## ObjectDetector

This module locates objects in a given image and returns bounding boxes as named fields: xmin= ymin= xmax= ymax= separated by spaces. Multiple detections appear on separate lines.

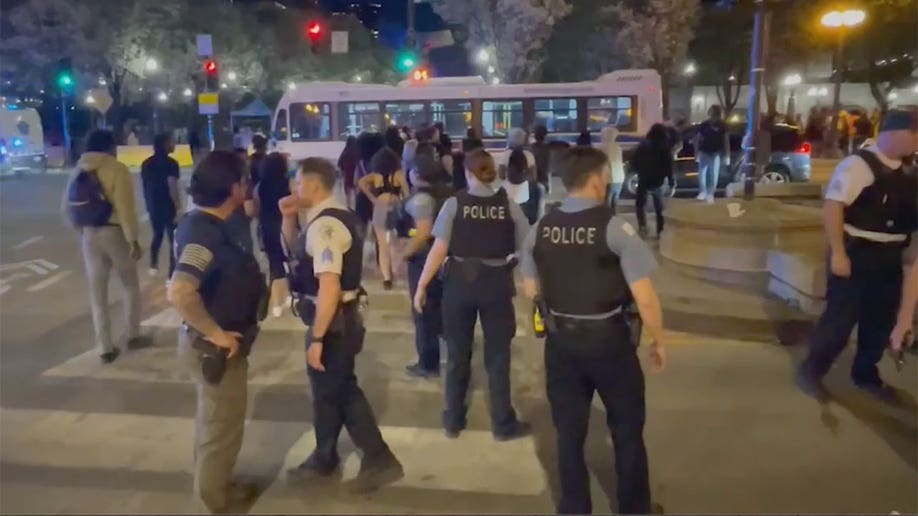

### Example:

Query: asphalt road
xmin=0 ymin=172 xmax=914 ymax=514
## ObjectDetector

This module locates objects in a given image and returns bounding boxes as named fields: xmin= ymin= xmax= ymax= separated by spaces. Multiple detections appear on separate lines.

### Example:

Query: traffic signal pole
xmin=742 ymin=0 xmax=770 ymax=200
xmin=60 ymin=92 xmax=71 ymax=166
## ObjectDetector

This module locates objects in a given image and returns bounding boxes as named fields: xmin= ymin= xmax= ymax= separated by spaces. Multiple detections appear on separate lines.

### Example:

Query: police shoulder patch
xmin=178 ymin=243 xmax=213 ymax=272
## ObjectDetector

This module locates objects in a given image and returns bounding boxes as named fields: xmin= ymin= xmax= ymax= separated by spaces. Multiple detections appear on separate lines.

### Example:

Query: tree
xmin=540 ymin=0 xmax=628 ymax=83
xmin=610 ymin=0 xmax=700 ymax=117
xmin=689 ymin=2 xmax=754 ymax=114
xmin=850 ymin=0 xmax=916 ymax=112
xmin=429 ymin=0 xmax=572 ymax=83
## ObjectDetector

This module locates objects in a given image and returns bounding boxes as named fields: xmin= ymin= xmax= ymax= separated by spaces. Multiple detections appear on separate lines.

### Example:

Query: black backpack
xmin=67 ymin=169 xmax=113 ymax=227
xmin=391 ymin=183 xmax=454 ymax=238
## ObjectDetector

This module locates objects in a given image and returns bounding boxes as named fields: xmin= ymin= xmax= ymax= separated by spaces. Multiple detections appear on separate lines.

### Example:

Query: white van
xmin=0 ymin=106 xmax=46 ymax=173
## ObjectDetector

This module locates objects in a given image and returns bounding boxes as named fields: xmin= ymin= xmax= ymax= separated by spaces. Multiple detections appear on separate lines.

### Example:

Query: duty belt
xmin=294 ymin=289 xmax=361 ymax=303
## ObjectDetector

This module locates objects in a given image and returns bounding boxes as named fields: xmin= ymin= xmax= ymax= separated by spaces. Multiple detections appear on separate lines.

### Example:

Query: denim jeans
xmin=697 ymin=152 xmax=721 ymax=196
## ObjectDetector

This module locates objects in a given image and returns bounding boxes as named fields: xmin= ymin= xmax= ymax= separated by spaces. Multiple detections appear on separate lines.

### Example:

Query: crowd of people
xmin=805 ymin=106 xmax=881 ymax=157
xmin=60 ymin=106 xmax=917 ymax=514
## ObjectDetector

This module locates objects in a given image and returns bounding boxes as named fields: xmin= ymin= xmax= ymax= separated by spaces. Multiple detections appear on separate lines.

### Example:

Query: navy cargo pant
xmin=801 ymin=239 xmax=904 ymax=386
xmin=306 ymin=311 xmax=393 ymax=468
xmin=441 ymin=262 xmax=520 ymax=437
xmin=407 ymin=252 xmax=443 ymax=372
xmin=545 ymin=320 xmax=650 ymax=514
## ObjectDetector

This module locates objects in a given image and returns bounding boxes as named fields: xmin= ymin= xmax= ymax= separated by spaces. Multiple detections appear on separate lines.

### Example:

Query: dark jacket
xmin=140 ymin=153 xmax=179 ymax=219
xmin=630 ymin=142 xmax=673 ymax=189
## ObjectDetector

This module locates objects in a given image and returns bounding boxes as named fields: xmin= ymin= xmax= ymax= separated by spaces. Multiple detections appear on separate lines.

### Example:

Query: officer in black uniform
xmin=520 ymin=146 xmax=666 ymax=514
xmin=281 ymin=157 xmax=403 ymax=492
xmin=168 ymin=151 xmax=267 ymax=513
xmin=413 ymin=149 xmax=531 ymax=440
xmin=798 ymin=110 xmax=918 ymax=402
xmin=396 ymin=148 xmax=454 ymax=378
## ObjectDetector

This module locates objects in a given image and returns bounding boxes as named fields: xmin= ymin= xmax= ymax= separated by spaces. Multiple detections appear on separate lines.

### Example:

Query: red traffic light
xmin=204 ymin=59 xmax=217 ymax=76
xmin=306 ymin=20 xmax=322 ymax=41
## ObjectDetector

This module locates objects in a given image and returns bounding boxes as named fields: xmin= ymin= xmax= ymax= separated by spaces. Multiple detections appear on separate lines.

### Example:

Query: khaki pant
xmin=178 ymin=329 xmax=248 ymax=513
xmin=81 ymin=226 xmax=140 ymax=354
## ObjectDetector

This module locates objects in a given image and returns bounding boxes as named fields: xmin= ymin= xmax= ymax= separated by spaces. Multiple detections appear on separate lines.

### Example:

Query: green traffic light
xmin=396 ymin=51 xmax=417 ymax=73
xmin=57 ymin=74 xmax=73 ymax=88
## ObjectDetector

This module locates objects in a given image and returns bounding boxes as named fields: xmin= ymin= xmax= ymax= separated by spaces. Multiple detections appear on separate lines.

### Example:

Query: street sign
xmin=198 ymin=93 xmax=219 ymax=115
xmin=88 ymin=88 xmax=113 ymax=114
xmin=331 ymin=31 xmax=349 ymax=54
xmin=196 ymin=34 xmax=213 ymax=58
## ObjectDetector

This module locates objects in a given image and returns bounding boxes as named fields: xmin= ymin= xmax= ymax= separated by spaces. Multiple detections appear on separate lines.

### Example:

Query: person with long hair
xmin=630 ymin=123 xmax=673 ymax=238
xmin=337 ymin=136 xmax=360 ymax=208
xmin=358 ymin=147 xmax=409 ymax=289
xmin=354 ymin=132 xmax=386 ymax=227
xmin=256 ymin=152 xmax=292 ymax=317
xmin=385 ymin=125 xmax=405 ymax=157
xmin=413 ymin=149 xmax=531 ymax=441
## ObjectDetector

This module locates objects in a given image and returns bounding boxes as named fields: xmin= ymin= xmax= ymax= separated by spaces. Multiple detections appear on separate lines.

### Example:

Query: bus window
xmin=430 ymin=100 xmax=472 ymax=138
xmin=587 ymin=97 xmax=636 ymax=132
xmin=338 ymin=102 xmax=381 ymax=138
xmin=383 ymin=101 xmax=427 ymax=130
xmin=534 ymin=98 xmax=578 ymax=133
xmin=290 ymin=102 xmax=331 ymax=141
xmin=482 ymin=100 xmax=523 ymax=138
xmin=273 ymin=108 xmax=288 ymax=141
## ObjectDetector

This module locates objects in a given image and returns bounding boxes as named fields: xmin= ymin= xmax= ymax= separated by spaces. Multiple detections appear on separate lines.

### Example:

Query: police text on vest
xmin=463 ymin=205 xmax=506 ymax=220
xmin=541 ymin=226 xmax=597 ymax=245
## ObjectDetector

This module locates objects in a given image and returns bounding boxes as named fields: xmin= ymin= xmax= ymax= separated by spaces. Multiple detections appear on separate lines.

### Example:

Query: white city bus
xmin=271 ymin=69 xmax=663 ymax=163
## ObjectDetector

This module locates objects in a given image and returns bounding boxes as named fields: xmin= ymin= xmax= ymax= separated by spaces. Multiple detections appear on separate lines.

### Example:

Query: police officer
xmin=397 ymin=147 xmax=453 ymax=378
xmin=798 ymin=110 xmax=918 ymax=402
xmin=520 ymin=146 xmax=666 ymax=514
xmin=413 ymin=149 xmax=531 ymax=440
xmin=281 ymin=158 xmax=403 ymax=492
xmin=168 ymin=151 xmax=267 ymax=513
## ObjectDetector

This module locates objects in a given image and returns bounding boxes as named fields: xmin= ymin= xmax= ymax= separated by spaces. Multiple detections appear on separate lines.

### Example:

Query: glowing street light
xmin=157 ymin=91 xmax=169 ymax=102
xmin=820 ymin=9 xmax=866 ymax=28
xmin=354 ymin=74 xmax=363 ymax=82
xmin=98 ymin=77 xmax=107 ymax=86
xmin=487 ymin=65 xmax=495 ymax=74
xmin=183 ymin=88 xmax=193 ymax=98
xmin=220 ymin=83 xmax=228 ymax=90
xmin=683 ymin=62 xmax=697 ymax=76
xmin=287 ymin=81 xmax=296 ymax=91
xmin=476 ymin=48 xmax=490 ymax=64
xmin=145 ymin=58 xmax=159 ymax=73
xmin=227 ymin=71 xmax=238 ymax=81
xmin=85 ymin=94 xmax=96 ymax=105
xmin=782 ymin=73 xmax=802 ymax=86
xmin=491 ymin=77 xmax=500 ymax=85
xmin=888 ymin=91 xmax=899 ymax=101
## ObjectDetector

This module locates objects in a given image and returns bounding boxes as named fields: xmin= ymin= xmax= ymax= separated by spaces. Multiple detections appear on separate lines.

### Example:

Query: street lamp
xmin=183 ymin=88 xmax=193 ymax=98
xmin=227 ymin=71 xmax=238 ymax=82
xmin=476 ymin=48 xmax=490 ymax=64
xmin=85 ymin=94 xmax=95 ymax=105
xmin=354 ymin=74 xmax=363 ymax=82
xmin=145 ymin=57 xmax=159 ymax=73
xmin=287 ymin=81 xmax=296 ymax=91
xmin=821 ymin=8 xmax=865 ymax=157
xmin=684 ymin=62 xmax=697 ymax=76
xmin=487 ymin=65 xmax=495 ymax=74
xmin=157 ymin=91 xmax=168 ymax=103
xmin=782 ymin=73 xmax=802 ymax=86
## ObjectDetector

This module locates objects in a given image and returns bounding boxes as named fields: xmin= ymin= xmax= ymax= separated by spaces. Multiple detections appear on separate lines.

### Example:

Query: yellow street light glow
xmin=821 ymin=9 xmax=865 ymax=28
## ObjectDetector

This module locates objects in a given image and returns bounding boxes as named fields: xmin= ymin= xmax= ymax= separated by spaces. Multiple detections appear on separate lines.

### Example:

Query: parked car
xmin=622 ymin=123 xmax=811 ymax=198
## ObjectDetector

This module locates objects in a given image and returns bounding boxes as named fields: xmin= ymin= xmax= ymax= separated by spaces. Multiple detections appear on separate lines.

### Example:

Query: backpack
xmin=391 ymin=182 xmax=454 ymax=238
xmin=67 ymin=169 xmax=113 ymax=227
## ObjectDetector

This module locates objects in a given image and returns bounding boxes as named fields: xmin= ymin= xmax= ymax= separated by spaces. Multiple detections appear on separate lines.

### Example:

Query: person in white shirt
xmin=797 ymin=110 xmax=918 ymax=403
xmin=601 ymin=126 xmax=625 ymax=213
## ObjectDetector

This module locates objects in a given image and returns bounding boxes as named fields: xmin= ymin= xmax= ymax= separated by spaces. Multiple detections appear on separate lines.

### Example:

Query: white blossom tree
xmin=429 ymin=0 xmax=572 ymax=83
xmin=609 ymin=0 xmax=700 ymax=116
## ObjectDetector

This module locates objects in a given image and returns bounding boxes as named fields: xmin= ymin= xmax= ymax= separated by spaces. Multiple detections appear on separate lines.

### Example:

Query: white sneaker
xmin=705 ymin=193 xmax=715 ymax=204
xmin=272 ymin=306 xmax=283 ymax=318
xmin=148 ymin=268 xmax=158 ymax=277
xmin=696 ymin=192 xmax=707 ymax=201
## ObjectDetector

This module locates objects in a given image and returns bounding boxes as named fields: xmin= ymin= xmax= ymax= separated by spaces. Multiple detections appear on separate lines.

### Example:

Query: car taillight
xmin=796 ymin=141 xmax=811 ymax=154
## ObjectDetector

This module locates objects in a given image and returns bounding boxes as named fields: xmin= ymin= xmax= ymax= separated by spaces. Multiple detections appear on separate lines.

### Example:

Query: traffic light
xmin=306 ymin=20 xmax=324 ymax=52
xmin=55 ymin=58 xmax=74 ymax=94
xmin=203 ymin=59 xmax=218 ymax=91
xmin=396 ymin=50 xmax=418 ymax=73
xmin=410 ymin=66 xmax=430 ymax=83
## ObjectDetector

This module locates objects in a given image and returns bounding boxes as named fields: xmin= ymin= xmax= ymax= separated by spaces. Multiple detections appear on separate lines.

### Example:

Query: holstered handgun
xmin=187 ymin=325 xmax=259 ymax=385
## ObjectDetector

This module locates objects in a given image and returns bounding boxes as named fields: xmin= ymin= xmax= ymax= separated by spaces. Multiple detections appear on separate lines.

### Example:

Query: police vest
xmin=288 ymin=207 xmax=363 ymax=297
xmin=191 ymin=212 xmax=267 ymax=332
xmin=532 ymin=205 xmax=629 ymax=315
xmin=845 ymin=150 xmax=918 ymax=237
xmin=394 ymin=184 xmax=454 ymax=239
xmin=449 ymin=190 xmax=516 ymax=259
